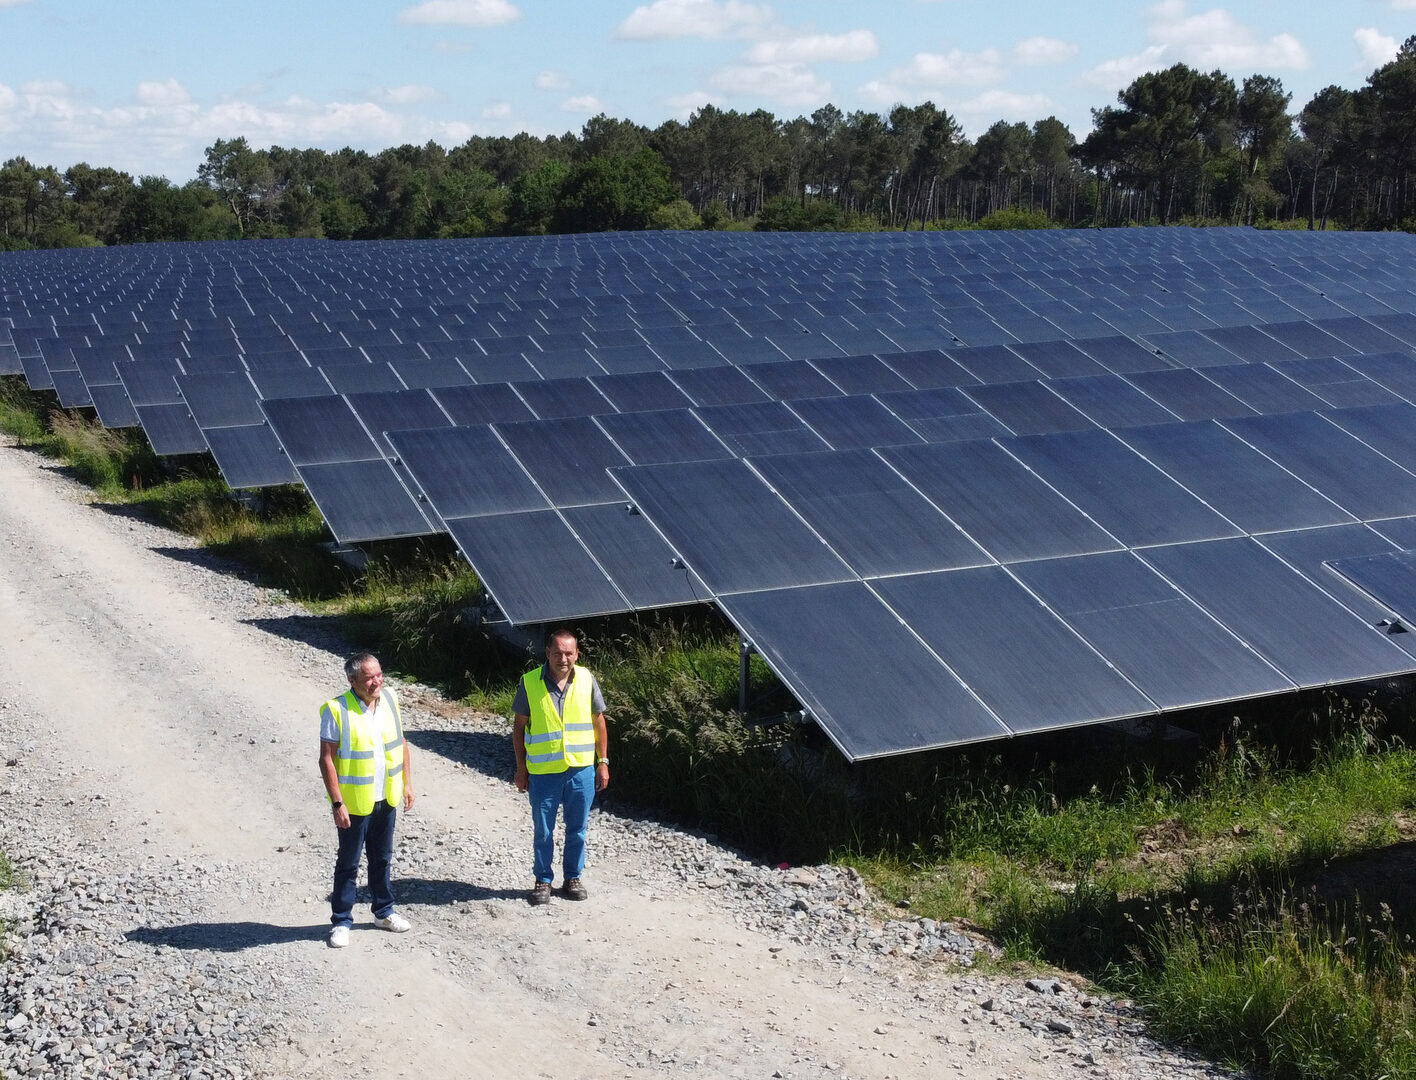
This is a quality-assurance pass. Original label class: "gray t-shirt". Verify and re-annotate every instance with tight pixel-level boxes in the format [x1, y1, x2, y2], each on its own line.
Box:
[512, 664, 605, 717]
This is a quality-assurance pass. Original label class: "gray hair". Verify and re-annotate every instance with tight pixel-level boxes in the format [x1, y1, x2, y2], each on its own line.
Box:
[345, 652, 380, 680]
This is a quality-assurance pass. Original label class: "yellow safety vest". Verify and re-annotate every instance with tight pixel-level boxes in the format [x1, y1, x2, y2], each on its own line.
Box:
[321, 687, 405, 815]
[523, 665, 597, 774]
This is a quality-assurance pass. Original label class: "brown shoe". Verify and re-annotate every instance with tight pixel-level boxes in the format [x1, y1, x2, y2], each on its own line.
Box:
[530, 881, 552, 906]
[561, 877, 588, 901]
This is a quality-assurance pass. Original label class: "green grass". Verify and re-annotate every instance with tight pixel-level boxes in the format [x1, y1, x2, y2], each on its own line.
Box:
[8, 375, 1416, 1077]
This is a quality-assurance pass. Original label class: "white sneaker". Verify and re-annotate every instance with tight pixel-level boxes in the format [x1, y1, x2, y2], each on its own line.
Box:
[373, 911, 411, 933]
[328, 925, 351, 949]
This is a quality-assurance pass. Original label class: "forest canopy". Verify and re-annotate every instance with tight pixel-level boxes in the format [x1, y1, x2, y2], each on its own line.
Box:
[4, 37, 1416, 250]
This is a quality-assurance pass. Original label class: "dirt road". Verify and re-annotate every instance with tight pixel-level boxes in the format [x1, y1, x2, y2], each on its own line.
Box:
[0, 439, 1238, 1080]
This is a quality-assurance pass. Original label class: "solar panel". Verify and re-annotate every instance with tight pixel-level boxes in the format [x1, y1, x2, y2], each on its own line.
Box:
[880, 440, 1122, 562]
[1010, 552, 1292, 709]
[749, 448, 989, 577]
[612, 457, 855, 595]
[871, 567, 1155, 733]
[203, 424, 302, 489]
[1114, 420, 1352, 534]
[443, 510, 628, 623]
[718, 580, 1009, 758]
[1005, 428, 1241, 547]
[8, 228, 1416, 760]
[1139, 538, 1414, 686]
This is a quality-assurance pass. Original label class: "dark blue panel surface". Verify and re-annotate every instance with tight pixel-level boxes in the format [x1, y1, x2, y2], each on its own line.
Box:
[1007, 428, 1241, 547]
[964, 381, 1094, 435]
[444, 511, 628, 623]
[879, 440, 1122, 563]
[249, 366, 333, 400]
[298, 459, 432, 543]
[495, 415, 631, 506]
[388, 425, 548, 519]
[262, 395, 380, 466]
[89, 384, 140, 429]
[136, 404, 207, 456]
[203, 423, 301, 489]
[1256, 524, 1407, 626]
[1259, 320, 1352, 358]
[433, 383, 534, 426]
[880, 349, 980, 388]
[1200, 364, 1327, 414]
[1047, 374, 1178, 428]
[177, 372, 264, 428]
[948, 344, 1041, 384]
[1125, 368, 1255, 421]
[1323, 403, 1416, 474]
[322, 363, 404, 395]
[1222, 411, 1416, 520]
[750, 448, 990, 577]
[1139, 538, 1415, 686]
[809, 354, 913, 395]
[591, 371, 694, 413]
[611, 458, 855, 595]
[346, 389, 452, 443]
[786, 394, 923, 450]
[560, 503, 707, 611]
[667, 365, 771, 407]
[586, 400, 727, 461]
[872, 567, 1154, 733]
[515, 377, 612, 420]
[1072, 335, 1173, 374]
[743, 360, 841, 400]
[1327, 550, 1416, 631]
[390, 356, 473, 389]
[1200, 325, 1301, 363]
[719, 581, 1008, 759]
[1008, 339, 1106, 378]
[1011, 552, 1292, 709]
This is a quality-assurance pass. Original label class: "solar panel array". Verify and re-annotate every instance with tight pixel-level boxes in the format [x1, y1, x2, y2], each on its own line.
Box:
[6, 229, 1416, 760]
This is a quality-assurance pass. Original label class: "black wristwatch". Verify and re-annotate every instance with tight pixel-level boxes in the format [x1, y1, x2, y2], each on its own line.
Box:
[331, 801, 343, 811]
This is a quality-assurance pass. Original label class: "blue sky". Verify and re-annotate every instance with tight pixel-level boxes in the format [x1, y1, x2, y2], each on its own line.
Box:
[1, 0, 1412, 181]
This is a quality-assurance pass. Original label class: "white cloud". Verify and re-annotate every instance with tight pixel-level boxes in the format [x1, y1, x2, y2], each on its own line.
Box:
[953, 89, 1055, 122]
[666, 89, 724, 119]
[376, 84, 440, 105]
[0, 0, 34, 7]
[1012, 36, 1079, 66]
[535, 70, 569, 91]
[397, 0, 520, 28]
[1355, 27, 1400, 67]
[136, 79, 192, 108]
[1388, 0, 1416, 8]
[482, 101, 512, 118]
[1144, 0, 1309, 69]
[1080, 44, 1169, 90]
[615, 0, 772, 41]
[870, 48, 1006, 94]
[745, 30, 878, 65]
[712, 61, 829, 105]
[562, 94, 606, 114]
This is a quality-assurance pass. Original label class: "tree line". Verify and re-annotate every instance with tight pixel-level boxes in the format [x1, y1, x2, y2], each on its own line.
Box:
[3, 35, 1415, 250]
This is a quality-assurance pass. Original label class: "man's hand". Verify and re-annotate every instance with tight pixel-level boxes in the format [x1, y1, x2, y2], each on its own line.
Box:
[595, 762, 609, 792]
[333, 804, 351, 829]
[515, 763, 529, 793]
[403, 788, 415, 811]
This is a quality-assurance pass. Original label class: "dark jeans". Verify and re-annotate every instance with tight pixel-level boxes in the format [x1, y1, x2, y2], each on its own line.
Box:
[331, 800, 397, 927]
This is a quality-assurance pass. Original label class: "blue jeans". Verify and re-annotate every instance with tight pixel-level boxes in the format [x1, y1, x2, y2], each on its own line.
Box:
[528, 765, 595, 883]
[331, 800, 397, 927]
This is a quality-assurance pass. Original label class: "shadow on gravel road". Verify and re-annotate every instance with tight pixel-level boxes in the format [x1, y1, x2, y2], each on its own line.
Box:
[406, 729, 510, 782]
[241, 613, 350, 654]
[396, 877, 527, 903]
[126, 922, 324, 952]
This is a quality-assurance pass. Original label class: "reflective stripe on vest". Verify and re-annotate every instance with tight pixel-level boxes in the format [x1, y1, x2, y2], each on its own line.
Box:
[523, 665, 596, 773]
[322, 687, 405, 814]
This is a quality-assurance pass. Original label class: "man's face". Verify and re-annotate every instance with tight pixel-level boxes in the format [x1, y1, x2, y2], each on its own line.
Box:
[545, 634, 578, 679]
[349, 659, 384, 703]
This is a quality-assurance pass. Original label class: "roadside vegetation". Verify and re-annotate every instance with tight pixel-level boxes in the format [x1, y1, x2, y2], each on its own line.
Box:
[4, 379, 1416, 1078]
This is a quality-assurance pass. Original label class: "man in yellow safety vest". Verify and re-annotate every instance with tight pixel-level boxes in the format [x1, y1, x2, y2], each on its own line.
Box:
[319, 652, 415, 947]
[512, 627, 609, 905]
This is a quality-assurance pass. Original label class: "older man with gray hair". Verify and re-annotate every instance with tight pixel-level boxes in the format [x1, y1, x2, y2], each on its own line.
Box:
[319, 652, 415, 948]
